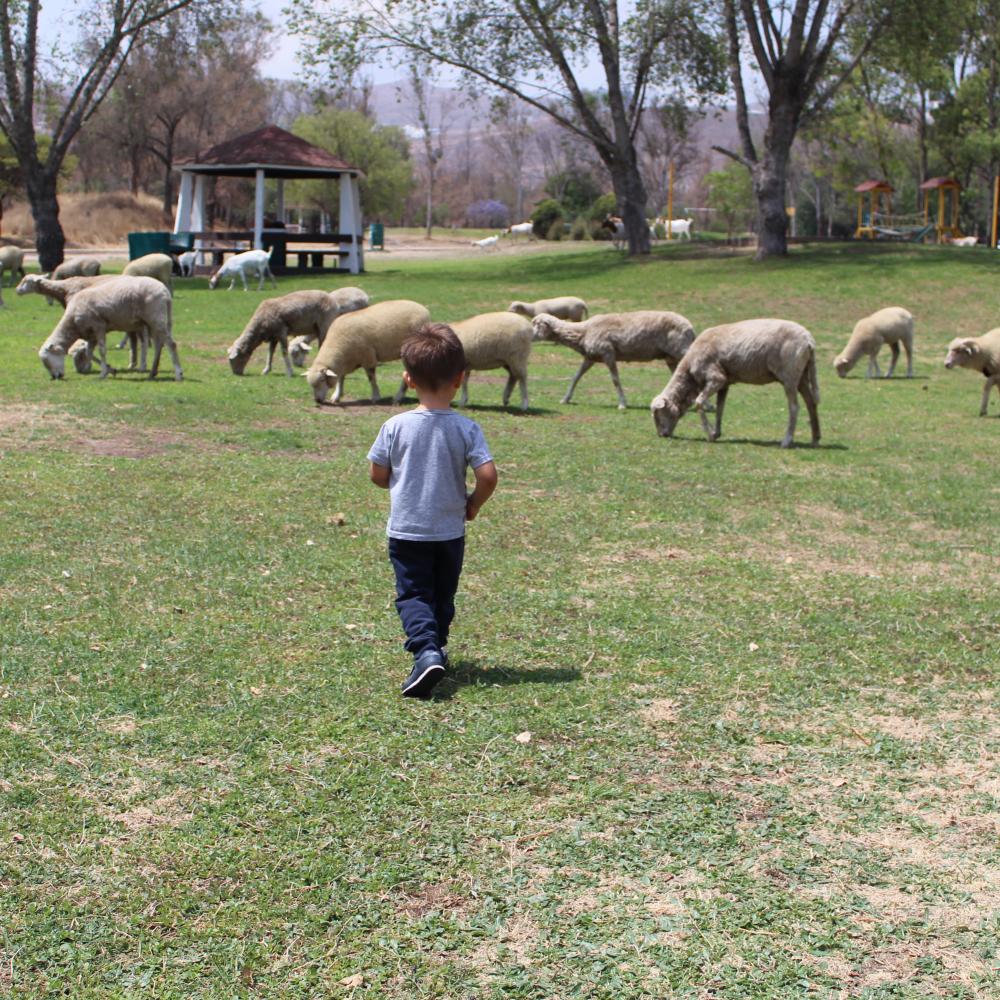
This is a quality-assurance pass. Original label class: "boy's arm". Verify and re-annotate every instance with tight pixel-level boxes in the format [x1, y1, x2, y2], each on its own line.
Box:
[370, 462, 391, 488]
[466, 461, 497, 521]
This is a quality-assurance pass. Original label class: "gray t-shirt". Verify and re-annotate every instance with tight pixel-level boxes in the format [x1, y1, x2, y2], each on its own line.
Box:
[367, 408, 493, 541]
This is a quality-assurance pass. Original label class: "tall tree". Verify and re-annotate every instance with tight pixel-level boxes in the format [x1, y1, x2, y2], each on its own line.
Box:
[0, 0, 213, 270]
[716, 0, 897, 259]
[289, 0, 724, 255]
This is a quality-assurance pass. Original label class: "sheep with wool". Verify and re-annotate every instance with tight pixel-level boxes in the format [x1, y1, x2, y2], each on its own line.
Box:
[834, 307, 914, 379]
[944, 328, 1000, 416]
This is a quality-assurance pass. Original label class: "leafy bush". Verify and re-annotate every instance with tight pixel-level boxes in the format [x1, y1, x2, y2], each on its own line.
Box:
[531, 198, 564, 238]
[588, 193, 617, 221]
[653, 222, 666, 240]
[569, 216, 592, 240]
[466, 199, 510, 228]
[546, 219, 565, 241]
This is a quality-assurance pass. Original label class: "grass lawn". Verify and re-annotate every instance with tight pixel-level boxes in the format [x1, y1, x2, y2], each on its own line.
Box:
[1, 241, 999, 998]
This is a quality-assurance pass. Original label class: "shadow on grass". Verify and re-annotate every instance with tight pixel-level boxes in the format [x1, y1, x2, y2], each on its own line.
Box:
[431, 659, 581, 700]
[665, 434, 848, 450]
[837, 375, 929, 382]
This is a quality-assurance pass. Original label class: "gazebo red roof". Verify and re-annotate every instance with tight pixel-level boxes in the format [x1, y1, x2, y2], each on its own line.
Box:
[175, 125, 360, 178]
[854, 179, 894, 193]
[920, 176, 961, 191]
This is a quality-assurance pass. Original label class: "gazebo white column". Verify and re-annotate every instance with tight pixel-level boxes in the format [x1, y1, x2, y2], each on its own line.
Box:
[339, 173, 363, 274]
[191, 175, 207, 264]
[173, 171, 194, 233]
[253, 168, 266, 249]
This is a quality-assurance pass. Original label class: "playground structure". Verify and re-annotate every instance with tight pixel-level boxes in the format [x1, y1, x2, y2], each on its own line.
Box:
[853, 176, 974, 244]
[920, 177, 964, 243]
[854, 179, 935, 242]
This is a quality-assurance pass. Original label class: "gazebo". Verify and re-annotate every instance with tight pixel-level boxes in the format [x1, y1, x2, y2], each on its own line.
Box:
[920, 177, 963, 243]
[854, 180, 894, 239]
[173, 125, 365, 274]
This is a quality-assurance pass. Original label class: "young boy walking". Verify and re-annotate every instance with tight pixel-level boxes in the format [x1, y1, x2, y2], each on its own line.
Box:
[368, 324, 498, 698]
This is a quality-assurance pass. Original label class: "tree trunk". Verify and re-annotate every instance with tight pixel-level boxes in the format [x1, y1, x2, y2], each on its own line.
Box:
[26, 170, 65, 273]
[752, 108, 796, 260]
[609, 157, 651, 255]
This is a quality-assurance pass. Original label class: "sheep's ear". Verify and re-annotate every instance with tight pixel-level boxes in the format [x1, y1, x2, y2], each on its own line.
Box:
[651, 397, 666, 411]
[961, 341, 975, 354]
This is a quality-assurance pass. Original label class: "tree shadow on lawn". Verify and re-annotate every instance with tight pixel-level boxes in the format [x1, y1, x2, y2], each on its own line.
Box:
[665, 433, 848, 450]
[431, 659, 581, 700]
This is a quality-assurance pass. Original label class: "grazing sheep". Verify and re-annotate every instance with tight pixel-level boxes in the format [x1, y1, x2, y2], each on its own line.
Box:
[123, 252, 174, 292]
[472, 234, 500, 251]
[38, 276, 182, 381]
[834, 307, 914, 379]
[209, 247, 277, 291]
[944, 328, 1000, 416]
[396, 312, 533, 411]
[51, 256, 101, 279]
[68, 340, 93, 374]
[0, 246, 26, 299]
[508, 296, 589, 323]
[289, 335, 312, 368]
[227, 287, 370, 376]
[531, 310, 695, 410]
[16, 272, 118, 306]
[178, 250, 198, 277]
[305, 300, 430, 405]
[651, 319, 820, 448]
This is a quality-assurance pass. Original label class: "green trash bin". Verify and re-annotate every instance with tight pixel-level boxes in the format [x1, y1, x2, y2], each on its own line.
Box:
[128, 232, 171, 260]
[368, 222, 384, 250]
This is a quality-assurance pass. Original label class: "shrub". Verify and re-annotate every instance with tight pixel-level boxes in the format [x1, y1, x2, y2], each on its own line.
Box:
[653, 222, 666, 241]
[588, 193, 617, 221]
[569, 216, 592, 240]
[531, 198, 564, 238]
[546, 219, 565, 241]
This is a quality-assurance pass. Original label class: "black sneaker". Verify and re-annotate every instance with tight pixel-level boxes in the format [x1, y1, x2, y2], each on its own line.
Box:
[401, 650, 445, 698]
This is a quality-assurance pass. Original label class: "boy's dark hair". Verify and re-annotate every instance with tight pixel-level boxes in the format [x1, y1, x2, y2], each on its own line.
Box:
[401, 323, 467, 390]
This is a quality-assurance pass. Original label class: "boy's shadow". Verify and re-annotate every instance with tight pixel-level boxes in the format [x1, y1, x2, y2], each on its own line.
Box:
[431, 658, 580, 700]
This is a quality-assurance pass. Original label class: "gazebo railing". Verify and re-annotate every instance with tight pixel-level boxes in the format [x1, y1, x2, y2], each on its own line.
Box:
[190, 230, 361, 272]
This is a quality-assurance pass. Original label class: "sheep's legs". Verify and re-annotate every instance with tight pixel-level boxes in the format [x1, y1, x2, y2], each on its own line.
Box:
[139, 332, 148, 372]
[711, 385, 729, 440]
[459, 371, 471, 407]
[365, 367, 383, 402]
[280, 338, 293, 377]
[96, 335, 116, 378]
[781, 382, 800, 448]
[562, 358, 595, 404]
[799, 378, 821, 444]
[903, 338, 913, 377]
[695, 372, 727, 440]
[395, 377, 408, 404]
[262, 342, 276, 375]
[980, 376, 998, 416]
[604, 359, 629, 410]
[866, 354, 881, 378]
[165, 338, 183, 381]
[885, 342, 900, 378]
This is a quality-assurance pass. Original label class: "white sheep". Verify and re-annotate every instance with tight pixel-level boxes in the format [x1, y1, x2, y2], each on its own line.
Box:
[948, 235, 978, 247]
[51, 257, 101, 279]
[305, 300, 430, 405]
[123, 252, 174, 292]
[38, 276, 182, 382]
[68, 340, 93, 374]
[508, 297, 589, 323]
[651, 319, 820, 448]
[834, 307, 914, 379]
[504, 222, 535, 241]
[227, 287, 370, 376]
[178, 250, 198, 277]
[531, 310, 695, 410]
[289, 335, 313, 368]
[472, 235, 500, 251]
[209, 248, 277, 291]
[396, 312, 533, 412]
[0, 246, 26, 303]
[944, 328, 1000, 416]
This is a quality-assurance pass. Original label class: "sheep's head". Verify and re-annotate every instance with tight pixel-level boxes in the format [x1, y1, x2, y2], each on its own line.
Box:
[289, 339, 312, 368]
[944, 338, 975, 369]
[69, 340, 92, 374]
[650, 394, 682, 438]
[531, 314, 557, 342]
[208, 269, 221, 290]
[306, 366, 336, 404]
[227, 344, 251, 375]
[508, 301, 529, 317]
[16, 275, 39, 296]
[39, 343, 66, 379]
[833, 353, 852, 378]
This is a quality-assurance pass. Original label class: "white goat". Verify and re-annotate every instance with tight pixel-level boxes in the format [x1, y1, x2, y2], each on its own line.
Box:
[651, 319, 820, 448]
[532, 311, 695, 410]
[656, 217, 693, 240]
[504, 222, 535, 241]
[208, 247, 277, 291]
[472, 235, 501, 251]
[178, 251, 198, 277]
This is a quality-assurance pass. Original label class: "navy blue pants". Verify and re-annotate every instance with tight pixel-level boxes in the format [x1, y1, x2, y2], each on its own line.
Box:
[387, 536, 466, 658]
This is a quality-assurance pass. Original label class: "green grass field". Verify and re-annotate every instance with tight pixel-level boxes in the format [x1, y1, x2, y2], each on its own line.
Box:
[1, 242, 998, 998]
